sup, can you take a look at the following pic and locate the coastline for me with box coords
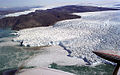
[1,8,120,75]
[1,1,120,74]
[0,5,119,30]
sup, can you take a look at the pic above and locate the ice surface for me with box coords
[13,10,120,66]
[21,46,86,68]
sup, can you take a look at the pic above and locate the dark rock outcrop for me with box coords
[0,5,119,30]
[0,11,81,30]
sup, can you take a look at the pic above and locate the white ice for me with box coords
[13,10,120,66]
[20,46,86,68]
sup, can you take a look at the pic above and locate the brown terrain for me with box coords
[0,5,119,30]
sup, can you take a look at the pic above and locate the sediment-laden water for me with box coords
[0,28,40,74]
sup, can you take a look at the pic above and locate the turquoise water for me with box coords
[0,28,15,38]
[0,28,115,75]
[50,63,115,75]
[0,28,40,74]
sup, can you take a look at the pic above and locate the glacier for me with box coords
[13,10,120,67]
[4,5,64,17]
[4,4,77,17]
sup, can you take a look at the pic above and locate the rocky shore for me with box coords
[0,5,119,30]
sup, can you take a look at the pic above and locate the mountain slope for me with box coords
[0,5,119,30]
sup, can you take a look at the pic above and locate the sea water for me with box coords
[0,28,40,74]
[50,63,114,75]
